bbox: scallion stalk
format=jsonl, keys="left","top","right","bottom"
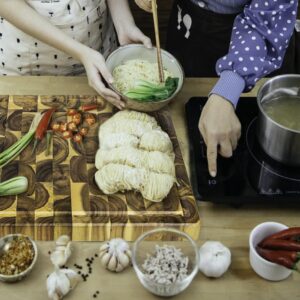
{"left": 0, "top": 113, "right": 42, "bottom": 169}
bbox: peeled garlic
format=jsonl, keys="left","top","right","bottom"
{"left": 50, "top": 235, "right": 72, "bottom": 268}
{"left": 198, "top": 241, "right": 231, "bottom": 278}
{"left": 47, "top": 268, "right": 80, "bottom": 300}
{"left": 99, "top": 238, "right": 131, "bottom": 272}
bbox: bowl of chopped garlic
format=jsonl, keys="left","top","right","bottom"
{"left": 132, "top": 228, "right": 199, "bottom": 297}
{"left": 0, "top": 234, "right": 38, "bottom": 282}
{"left": 106, "top": 44, "right": 184, "bottom": 112}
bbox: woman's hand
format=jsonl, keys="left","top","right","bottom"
{"left": 79, "top": 47, "right": 125, "bottom": 110}
{"left": 117, "top": 23, "right": 152, "bottom": 48}
{"left": 199, "top": 94, "right": 241, "bottom": 177}
{"left": 108, "top": 0, "right": 152, "bottom": 48}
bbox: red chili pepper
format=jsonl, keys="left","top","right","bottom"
{"left": 79, "top": 127, "right": 89, "bottom": 136}
{"left": 62, "top": 130, "right": 73, "bottom": 140}
{"left": 259, "top": 239, "right": 300, "bottom": 251}
{"left": 32, "top": 108, "right": 55, "bottom": 153}
{"left": 256, "top": 247, "right": 299, "bottom": 270}
{"left": 67, "top": 108, "right": 78, "bottom": 116}
{"left": 80, "top": 104, "right": 98, "bottom": 112}
{"left": 72, "top": 113, "right": 82, "bottom": 125}
{"left": 262, "top": 227, "right": 300, "bottom": 241}
{"left": 85, "top": 114, "right": 96, "bottom": 126}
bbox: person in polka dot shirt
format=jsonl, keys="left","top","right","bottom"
{"left": 0, "top": 0, "right": 151, "bottom": 110}
{"left": 166, "top": 0, "right": 297, "bottom": 177}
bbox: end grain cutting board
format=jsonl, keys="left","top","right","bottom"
{"left": 0, "top": 95, "right": 200, "bottom": 241}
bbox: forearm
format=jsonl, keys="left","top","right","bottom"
{"left": 211, "top": 0, "right": 297, "bottom": 107}
{"left": 107, "top": 0, "right": 135, "bottom": 34}
{"left": 0, "top": 0, "right": 88, "bottom": 60}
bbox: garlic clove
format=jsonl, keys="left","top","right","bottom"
{"left": 100, "top": 243, "right": 109, "bottom": 252}
{"left": 47, "top": 269, "right": 71, "bottom": 300}
{"left": 47, "top": 269, "right": 80, "bottom": 300}
{"left": 115, "top": 263, "right": 124, "bottom": 273}
{"left": 50, "top": 236, "right": 72, "bottom": 268}
{"left": 107, "top": 255, "right": 118, "bottom": 271}
{"left": 118, "top": 252, "right": 130, "bottom": 267}
{"left": 100, "top": 252, "right": 111, "bottom": 267}
{"left": 56, "top": 235, "right": 71, "bottom": 247}
{"left": 63, "top": 269, "right": 81, "bottom": 290}
{"left": 125, "top": 250, "right": 132, "bottom": 259}
{"left": 50, "top": 251, "right": 67, "bottom": 268}
{"left": 64, "top": 242, "right": 72, "bottom": 261}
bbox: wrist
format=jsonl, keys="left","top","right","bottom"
{"left": 210, "top": 71, "right": 245, "bottom": 108}
{"left": 75, "top": 44, "right": 93, "bottom": 62}
{"left": 209, "top": 94, "right": 235, "bottom": 111}
{"left": 114, "top": 19, "right": 135, "bottom": 36}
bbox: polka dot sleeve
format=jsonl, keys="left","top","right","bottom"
{"left": 211, "top": 0, "right": 298, "bottom": 107}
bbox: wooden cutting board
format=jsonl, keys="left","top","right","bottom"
{"left": 0, "top": 95, "right": 200, "bottom": 241}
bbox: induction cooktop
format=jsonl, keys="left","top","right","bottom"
{"left": 185, "top": 97, "right": 300, "bottom": 204}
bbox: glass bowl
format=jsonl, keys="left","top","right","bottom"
{"left": 0, "top": 234, "right": 38, "bottom": 283}
{"left": 132, "top": 228, "right": 199, "bottom": 297}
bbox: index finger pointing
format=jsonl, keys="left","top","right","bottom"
{"left": 207, "top": 140, "right": 218, "bottom": 177}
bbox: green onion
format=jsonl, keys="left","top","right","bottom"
{"left": 124, "top": 77, "right": 179, "bottom": 102}
{"left": 0, "top": 176, "right": 28, "bottom": 196}
{"left": 0, "top": 113, "right": 42, "bottom": 169}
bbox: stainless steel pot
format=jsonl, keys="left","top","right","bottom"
{"left": 256, "top": 74, "right": 300, "bottom": 166}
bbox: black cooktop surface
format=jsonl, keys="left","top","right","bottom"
{"left": 185, "top": 97, "right": 300, "bottom": 204}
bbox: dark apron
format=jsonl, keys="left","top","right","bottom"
{"left": 166, "top": 0, "right": 296, "bottom": 78}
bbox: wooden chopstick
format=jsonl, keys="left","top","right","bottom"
{"left": 151, "top": 0, "right": 164, "bottom": 83}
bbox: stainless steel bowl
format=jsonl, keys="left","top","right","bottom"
{"left": 106, "top": 44, "right": 184, "bottom": 112}
{"left": 0, "top": 234, "right": 38, "bottom": 283}
{"left": 257, "top": 74, "right": 300, "bottom": 166}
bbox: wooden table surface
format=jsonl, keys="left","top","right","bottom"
{"left": 0, "top": 77, "right": 299, "bottom": 300}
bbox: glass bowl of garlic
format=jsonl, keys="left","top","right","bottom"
{"left": 132, "top": 228, "right": 199, "bottom": 297}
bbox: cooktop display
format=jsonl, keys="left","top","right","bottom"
{"left": 185, "top": 97, "right": 300, "bottom": 204}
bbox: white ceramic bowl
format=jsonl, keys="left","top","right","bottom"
{"left": 106, "top": 44, "right": 184, "bottom": 112}
{"left": 249, "top": 222, "right": 292, "bottom": 281}
{"left": 0, "top": 234, "right": 38, "bottom": 283}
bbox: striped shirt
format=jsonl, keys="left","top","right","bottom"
{"left": 189, "top": 0, "right": 298, "bottom": 106}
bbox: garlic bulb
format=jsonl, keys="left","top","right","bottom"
{"left": 50, "top": 235, "right": 72, "bottom": 268}
{"left": 99, "top": 238, "right": 131, "bottom": 272}
{"left": 198, "top": 241, "right": 231, "bottom": 278}
{"left": 47, "top": 268, "right": 80, "bottom": 300}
